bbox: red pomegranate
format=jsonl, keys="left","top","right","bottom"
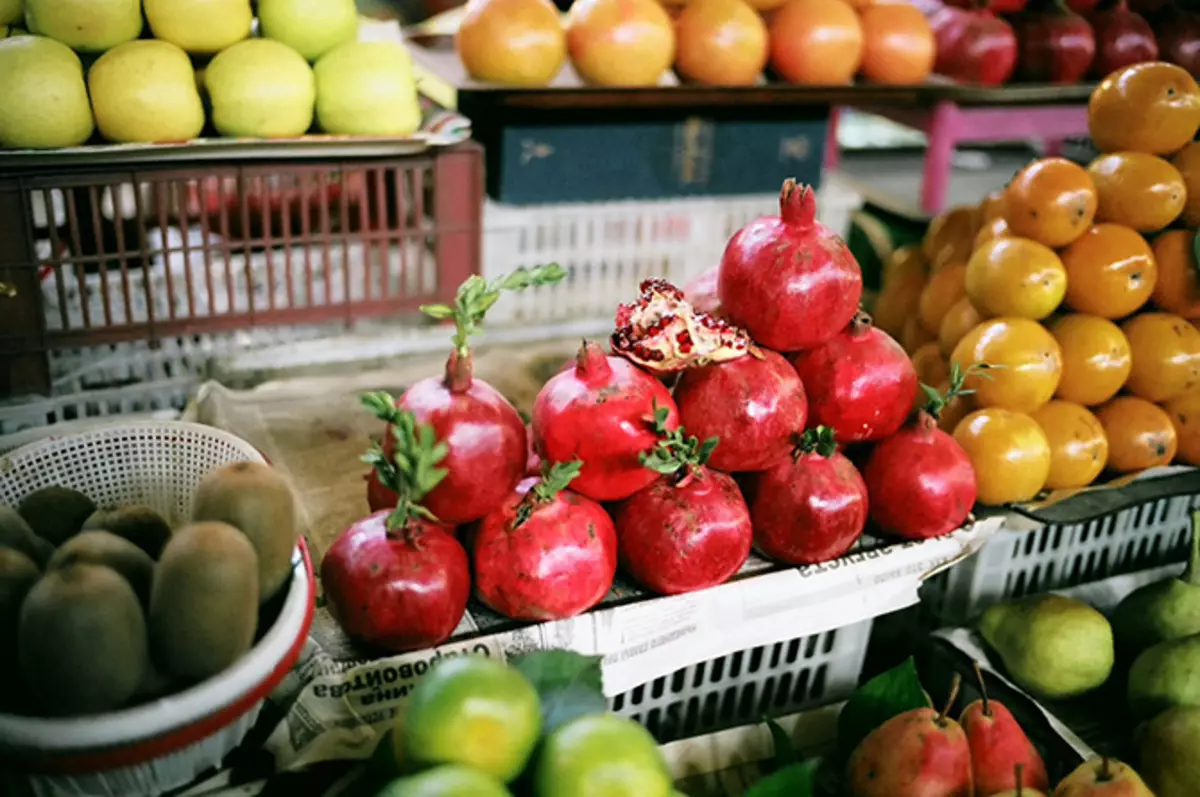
{"left": 1089, "top": 0, "right": 1158, "bottom": 78}
{"left": 366, "top": 468, "right": 396, "bottom": 512}
{"left": 610, "top": 278, "right": 753, "bottom": 374}
{"left": 683, "top": 265, "right": 724, "bottom": 318}
{"left": 532, "top": 340, "right": 681, "bottom": 502}
{"left": 863, "top": 382, "right": 977, "bottom": 540}
{"left": 672, "top": 346, "right": 809, "bottom": 473}
{"left": 746, "top": 426, "right": 868, "bottom": 565}
{"left": 369, "top": 267, "right": 565, "bottom": 525}
{"left": 525, "top": 423, "right": 543, "bottom": 477}
{"left": 1014, "top": 4, "right": 1097, "bottom": 84}
{"left": 473, "top": 461, "right": 619, "bottom": 621}
{"left": 1065, "top": 0, "right": 1102, "bottom": 13}
{"left": 946, "top": 0, "right": 1028, "bottom": 14}
{"left": 717, "top": 180, "right": 863, "bottom": 352}
{"left": 928, "top": 5, "right": 1019, "bottom": 86}
{"left": 1158, "top": 8, "right": 1200, "bottom": 76}
{"left": 613, "top": 422, "right": 752, "bottom": 595}
{"left": 323, "top": 440, "right": 471, "bottom": 652}
{"left": 789, "top": 311, "right": 918, "bottom": 443}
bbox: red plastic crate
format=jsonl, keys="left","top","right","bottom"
{"left": 0, "top": 143, "right": 483, "bottom": 398}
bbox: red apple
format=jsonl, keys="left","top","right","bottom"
{"left": 1014, "top": 4, "right": 1096, "bottom": 83}
{"left": 1089, "top": 0, "right": 1158, "bottom": 78}
{"left": 1159, "top": 8, "right": 1200, "bottom": 76}
{"left": 928, "top": 5, "right": 1019, "bottom": 85}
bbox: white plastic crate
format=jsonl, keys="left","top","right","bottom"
{"left": 480, "top": 175, "right": 863, "bottom": 326}
{"left": 925, "top": 490, "right": 1200, "bottom": 626}
{"left": 611, "top": 619, "right": 871, "bottom": 743}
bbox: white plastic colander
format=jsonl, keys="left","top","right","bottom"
{"left": 0, "top": 421, "right": 315, "bottom": 797}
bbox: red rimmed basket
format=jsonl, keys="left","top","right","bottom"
{"left": 0, "top": 421, "right": 315, "bottom": 797}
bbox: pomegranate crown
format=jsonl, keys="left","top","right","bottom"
{"left": 639, "top": 402, "right": 719, "bottom": 484}
{"left": 514, "top": 459, "right": 583, "bottom": 529}
{"left": 919, "top": 361, "right": 995, "bottom": 421}
{"left": 793, "top": 426, "right": 838, "bottom": 460}
{"left": 420, "top": 264, "right": 567, "bottom": 359}
{"left": 779, "top": 178, "right": 817, "bottom": 228}
{"left": 361, "top": 391, "right": 449, "bottom": 531}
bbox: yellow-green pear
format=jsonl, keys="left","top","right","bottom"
{"left": 1136, "top": 706, "right": 1200, "bottom": 797}
{"left": 24, "top": 0, "right": 141, "bottom": 53}
{"left": 205, "top": 39, "right": 315, "bottom": 139}
{"left": 258, "top": 0, "right": 359, "bottom": 61}
{"left": 88, "top": 41, "right": 205, "bottom": 144}
{"left": 0, "top": 0, "right": 21, "bottom": 26}
{"left": 314, "top": 42, "right": 421, "bottom": 136}
{"left": 0, "top": 35, "right": 93, "bottom": 148}
{"left": 143, "top": 0, "right": 253, "bottom": 56}
{"left": 1052, "top": 757, "right": 1153, "bottom": 797}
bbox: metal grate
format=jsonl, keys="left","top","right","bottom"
{"left": 0, "top": 144, "right": 483, "bottom": 398}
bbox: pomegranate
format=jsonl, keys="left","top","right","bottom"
{"left": 610, "top": 278, "right": 752, "bottom": 373}
{"left": 613, "top": 416, "right": 752, "bottom": 594}
{"left": 927, "top": 5, "right": 1019, "bottom": 86}
{"left": 1089, "top": 0, "right": 1158, "bottom": 78}
{"left": 683, "top": 265, "right": 724, "bottom": 318}
{"left": 1157, "top": 8, "right": 1200, "bottom": 76}
{"left": 673, "top": 347, "right": 809, "bottom": 473}
{"left": 946, "top": 0, "right": 1028, "bottom": 15}
{"left": 323, "top": 427, "right": 470, "bottom": 652}
{"left": 746, "top": 426, "right": 868, "bottom": 565}
{"left": 718, "top": 179, "right": 862, "bottom": 352}
{"left": 789, "top": 311, "right": 918, "bottom": 443}
{"left": 525, "top": 423, "right": 543, "bottom": 477}
{"left": 862, "top": 370, "right": 978, "bottom": 540}
{"left": 1065, "top": 0, "right": 1101, "bottom": 13}
{"left": 532, "top": 340, "right": 681, "bottom": 502}
{"left": 366, "top": 469, "right": 397, "bottom": 512}
{"left": 1014, "top": 4, "right": 1097, "bottom": 84}
{"left": 369, "top": 266, "right": 566, "bottom": 525}
{"left": 473, "top": 460, "right": 619, "bottom": 620}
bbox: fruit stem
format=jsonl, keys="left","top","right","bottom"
{"left": 420, "top": 264, "right": 567, "bottom": 362}
{"left": 936, "top": 673, "right": 961, "bottom": 728}
{"left": 779, "top": 178, "right": 816, "bottom": 228}
{"left": 974, "top": 661, "right": 991, "bottom": 718}
{"left": 1014, "top": 763, "right": 1025, "bottom": 797}
{"left": 793, "top": 426, "right": 838, "bottom": 460}
{"left": 513, "top": 459, "right": 582, "bottom": 529}
{"left": 639, "top": 401, "right": 718, "bottom": 486}
{"left": 444, "top": 349, "right": 473, "bottom": 394}
{"left": 1099, "top": 756, "right": 1113, "bottom": 782}
{"left": 360, "top": 391, "right": 449, "bottom": 533}
{"left": 919, "top": 361, "right": 994, "bottom": 421}
{"left": 1183, "top": 509, "right": 1200, "bottom": 587}
{"left": 575, "top": 340, "right": 614, "bottom": 384}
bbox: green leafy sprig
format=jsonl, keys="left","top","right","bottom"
{"left": 920, "top": 361, "right": 997, "bottom": 421}
{"left": 794, "top": 426, "right": 838, "bottom": 460}
{"left": 360, "top": 391, "right": 449, "bottom": 533}
{"left": 420, "top": 264, "right": 568, "bottom": 358}
{"left": 513, "top": 459, "right": 583, "bottom": 529}
{"left": 639, "top": 402, "right": 719, "bottom": 483}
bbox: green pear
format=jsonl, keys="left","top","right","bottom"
{"left": 24, "top": 0, "right": 141, "bottom": 53}
{"left": 1136, "top": 705, "right": 1200, "bottom": 797}
{"left": 314, "top": 42, "right": 421, "bottom": 136}
{"left": 204, "top": 39, "right": 315, "bottom": 139}
{"left": 0, "top": 0, "right": 21, "bottom": 26}
{"left": 88, "top": 40, "right": 205, "bottom": 144}
{"left": 1113, "top": 510, "right": 1200, "bottom": 655}
{"left": 1127, "top": 634, "right": 1200, "bottom": 719}
{"left": 258, "top": 0, "right": 359, "bottom": 62}
{"left": 143, "top": 0, "right": 252, "bottom": 55}
{"left": 980, "top": 594, "right": 1114, "bottom": 700}
{"left": 0, "top": 35, "right": 93, "bottom": 148}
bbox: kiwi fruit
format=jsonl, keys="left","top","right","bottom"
{"left": 0, "top": 548, "right": 40, "bottom": 713}
{"left": 0, "top": 506, "right": 54, "bottom": 567}
{"left": 19, "top": 563, "right": 149, "bottom": 716}
{"left": 150, "top": 521, "right": 259, "bottom": 683}
{"left": 18, "top": 486, "right": 96, "bottom": 547}
{"left": 191, "top": 461, "right": 298, "bottom": 603}
{"left": 82, "top": 505, "right": 172, "bottom": 560}
{"left": 49, "top": 531, "right": 155, "bottom": 606}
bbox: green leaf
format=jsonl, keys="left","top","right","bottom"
{"left": 420, "top": 303, "right": 455, "bottom": 320}
{"left": 510, "top": 650, "right": 606, "bottom": 737}
{"left": 765, "top": 717, "right": 798, "bottom": 768}
{"left": 745, "top": 759, "right": 818, "bottom": 797}
{"left": 835, "top": 657, "right": 929, "bottom": 763}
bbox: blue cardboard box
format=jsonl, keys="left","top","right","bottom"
{"left": 484, "top": 116, "right": 829, "bottom": 205}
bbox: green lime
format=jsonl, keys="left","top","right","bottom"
{"left": 402, "top": 656, "right": 541, "bottom": 783}
{"left": 534, "top": 713, "right": 674, "bottom": 797}
{"left": 376, "top": 765, "right": 513, "bottom": 797}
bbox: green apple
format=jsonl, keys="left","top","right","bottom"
{"left": 88, "top": 40, "right": 205, "bottom": 144}
{"left": 314, "top": 41, "right": 421, "bottom": 136}
{"left": 258, "top": 0, "right": 358, "bottom": 62}
{"left": 0, "top": 35, "right": 94, "bottom": 148}
{"left": 205, "top": 39, "right": 315, "bottom": 139}
{"left": 24, "top": 0, "right": 141, "bottom": 53}
{"left": 0, "top": 0, "right": 22, "bottom": 26}
{"left": 143, "top": 0, "right": 252, "bottom": 55}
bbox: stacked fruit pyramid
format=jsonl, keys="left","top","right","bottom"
{"left": 872, "top": 60, "right": 1200, "bottom": 506}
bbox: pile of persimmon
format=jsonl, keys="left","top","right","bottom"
{"left": 870, "top": 61, "right": 1200, "bottom": 506}
{"left": 454, "top": 0, "right": 936, "bottom": 88}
